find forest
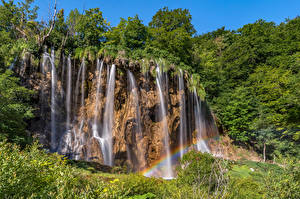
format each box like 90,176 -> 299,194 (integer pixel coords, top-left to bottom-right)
0,0 -> 299,198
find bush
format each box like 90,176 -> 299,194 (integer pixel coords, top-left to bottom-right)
99,175 -> 161,198
176,150 -> 230,197
226,177 -> 263,199
0,140 -> 103,198
263,158 -> 300,199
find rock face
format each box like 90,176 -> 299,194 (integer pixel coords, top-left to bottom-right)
21,55 -> 219,174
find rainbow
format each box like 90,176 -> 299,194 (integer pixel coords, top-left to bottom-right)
141,136 -> 219,178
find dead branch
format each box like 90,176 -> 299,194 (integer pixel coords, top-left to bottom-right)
15,26 -> 27,39
38,0 -> 57,46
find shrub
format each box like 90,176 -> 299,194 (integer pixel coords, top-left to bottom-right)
0,140 -> 101,198
99,175 -> 161,198
225,177 -> 263,199
263,158 -> 300,199
176,150 -> 230,197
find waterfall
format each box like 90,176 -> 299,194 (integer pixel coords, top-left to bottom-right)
75,60 -> 86,160
50,49 -> 57,152
101,64 -> 116,166
178,69 -> 187,159
74,61 -> 83,113
156,67 -> 173,179
127,70 -> 146,171
127,71 -> 142,135
60,55 -> 66,97
57,55 -> 73,155
34,52 -> 217,174
71,60 -> 86,160
92,59 -> 104,140
194,88 -> 210,153
81,61 -> 86,108
66,55 -> 72,131
40,53 -> 47,121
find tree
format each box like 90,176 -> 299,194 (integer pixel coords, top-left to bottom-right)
0,70 -> 34,145
106,15 -> 148,50
216,86 -> 258,143
67,8 -> 109,60
148,7 -> 195,64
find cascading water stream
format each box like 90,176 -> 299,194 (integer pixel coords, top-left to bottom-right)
60,55 -> 66,98
127,71 -> 142,135
49,49 -> 57,152
92,59 -> 104,140
155,67 -> 173,179
71,60 -> 86,160
101,64 -> 116,166
127,70 -> 146,170
74,62 -> 83,113
58,55 -> 73,155
81,61 -> 86,109
75,60 -> 86,160
194,87 -> 210,153
40,53 -> 47,121
66,55 -> 72,131
71,60 -> 83,159
57,55 -> 73,155
178,69 -> 187,159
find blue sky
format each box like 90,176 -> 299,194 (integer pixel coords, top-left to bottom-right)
34,0 -> 299,34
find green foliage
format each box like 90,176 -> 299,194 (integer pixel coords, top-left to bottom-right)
70,8 -> 109,47
0,141 -> 102,198
226,177 -> 263,199
149,7 -> 195,64
106,15 -> 148,51
100,175 -> 160,198
0,70 -> 34,145
177,151 -> 228,190
0,0 -> 39,68
263,158 -> 300,199
216,86 -> 258,142
194,17 -> 300,158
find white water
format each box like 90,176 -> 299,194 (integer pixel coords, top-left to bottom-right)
194,88 -> 210,153
74,120 -> 85,160
76,60 -> 86,159
66,56 -> 72,130
71,60 -> 86,160
92,59 -> 104,141
81,61 -> 86,108
60,55 -> 65,97
74,62 -> 83,113
101,64 -> 116,166
127,71 -> 142,135
155,67 -> 173,179
127,70 -> 146,170
47,49 -> 58,151
57,55 -> 73,155
40,53 -> 47,121
178,69 -> 187,159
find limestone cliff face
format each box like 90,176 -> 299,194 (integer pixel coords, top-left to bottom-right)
73,61 -> 186,171
21,55 -> 218,172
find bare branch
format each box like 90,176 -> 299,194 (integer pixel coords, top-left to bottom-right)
39,0 -> 57,46
15,26 -> 27,39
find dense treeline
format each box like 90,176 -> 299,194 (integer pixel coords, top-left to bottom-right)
194,19 -> 300,159
0,0 -> 299,160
